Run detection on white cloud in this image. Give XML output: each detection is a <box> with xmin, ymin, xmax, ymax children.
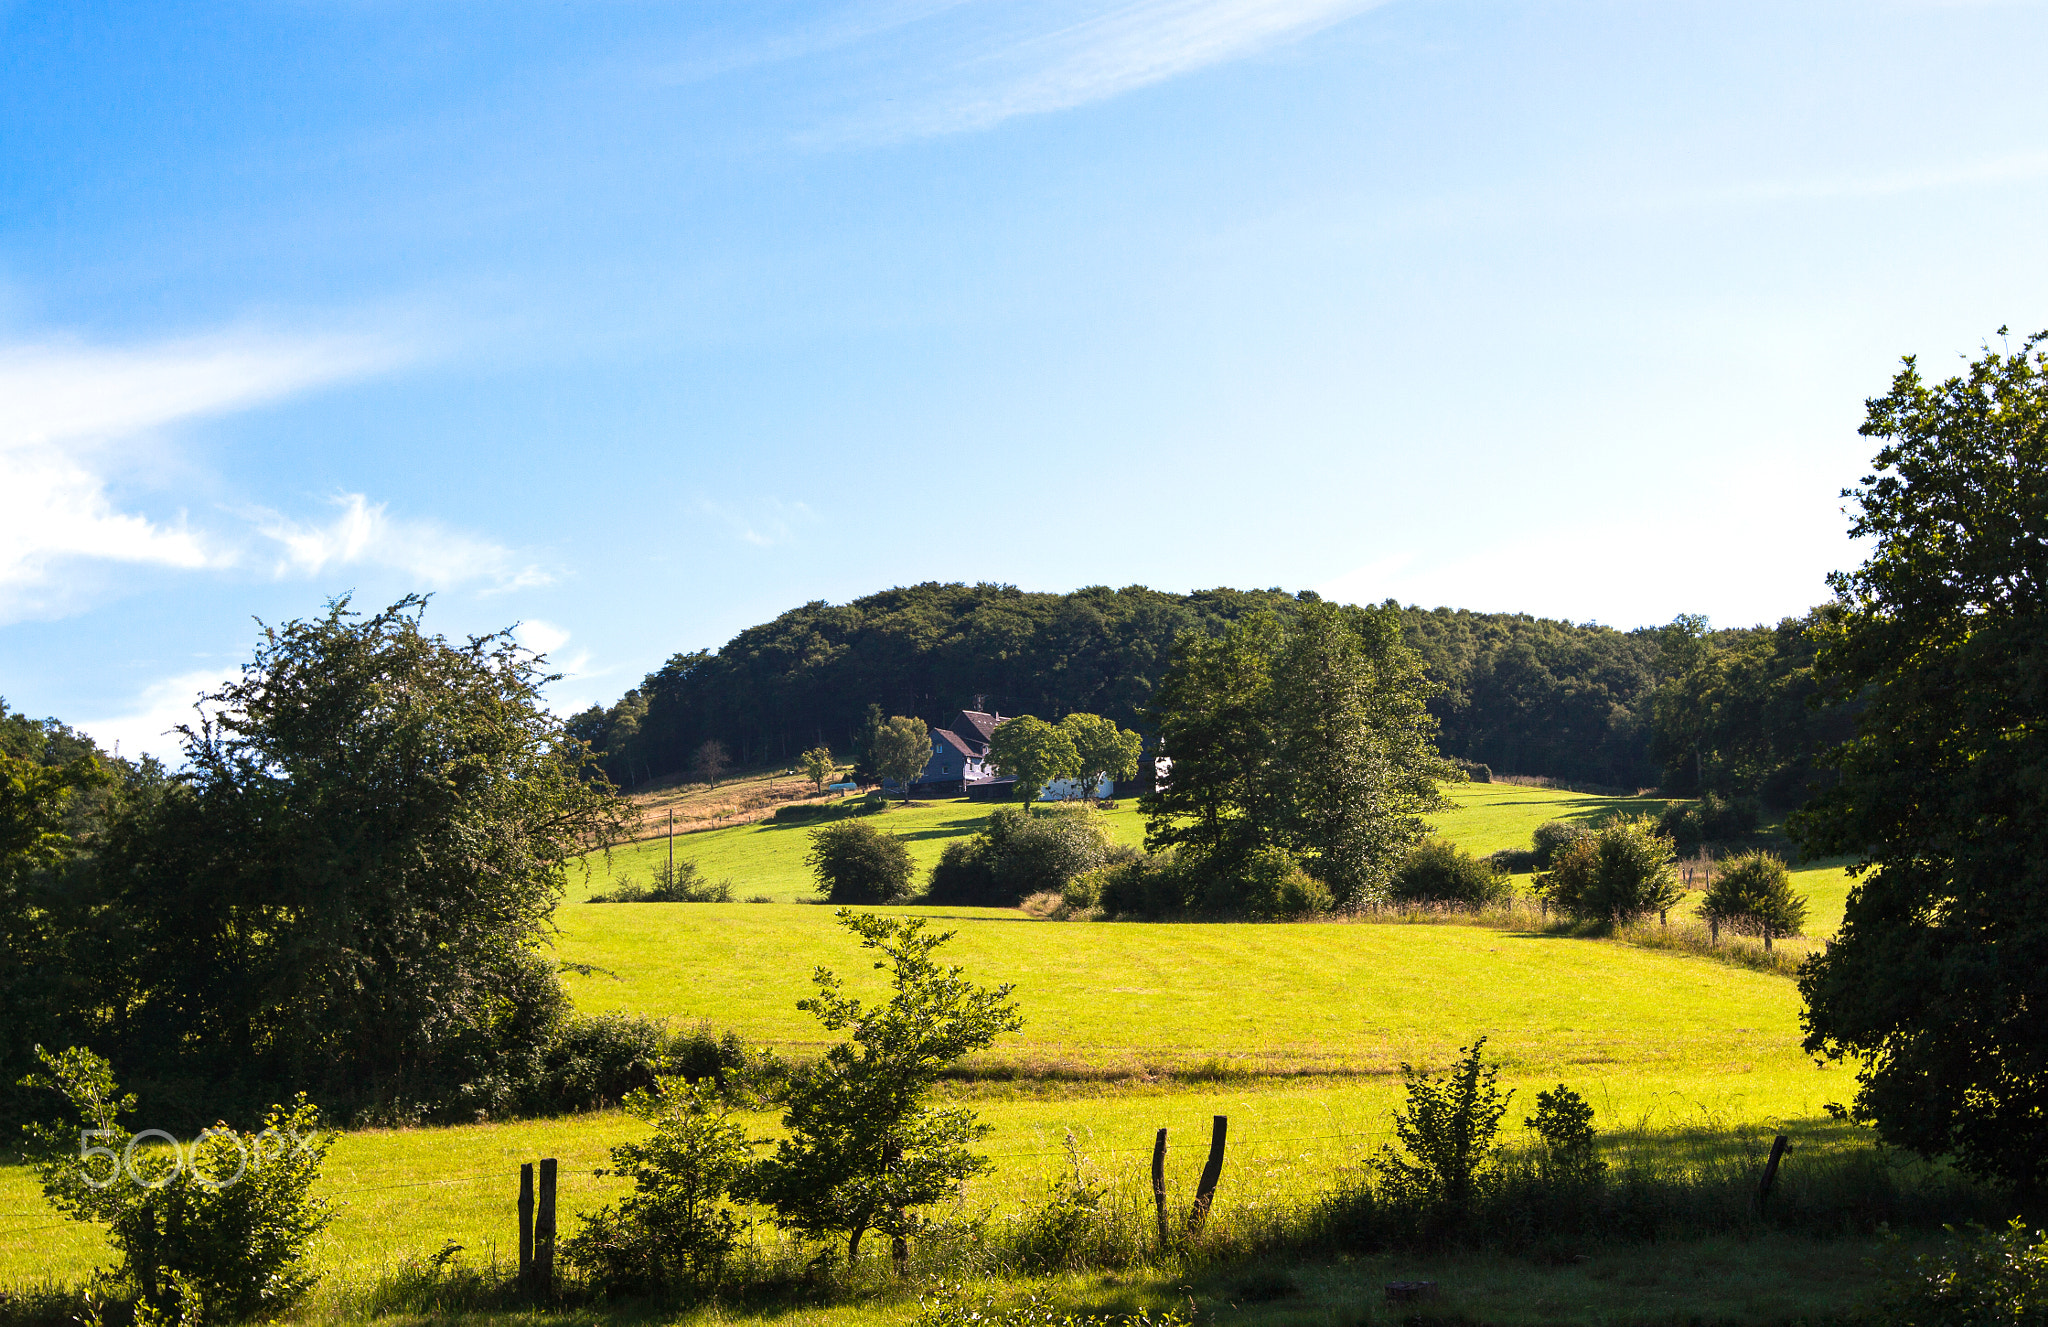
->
<box><xmin>74</xmin><ymin>668</ymin><xmax>238</xmax><ymax>766</ymax></box>
<box><xmin>0</xmin><ymin>329</ymin><xmax>402</xmax><ymax>622</ymax></box>
<box><xmin>792</xmin><ymin>0</ymin><xmax>1389</xmax><ymax>142</ymax></box>
<box><xmin>253</xmin><ymin>492</ymin><xmax>553</xmax><ymax>592</ymax></box>
<box><xmin>929</xmin><ymin>0</ymin><xmax>1386</xmax><ymax>133</ymax></box>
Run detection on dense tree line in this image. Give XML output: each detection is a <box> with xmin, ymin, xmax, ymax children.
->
<box><xmin>572</xmin><ymin>584</ymin><xmax>1847</xmax><ymax>804</ymax></box>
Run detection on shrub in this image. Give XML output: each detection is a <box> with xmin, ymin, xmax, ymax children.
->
<box><xmin>1370</xmin><ymin>1038</ymin><xmax>1511</xmax><ymax>1213</ymax></box>
<box><xmin>523</xmin><ymin>1013</ymin><xmax>665</xmax><ymax>1113</ymax></box>
<box><xmin>561</xmin><ymin>1077</ymin><xmax>752</xmax><ymax>1296</ymax></box>
<box><xmin>1451</xmin><ymin>757</ymin><xmax>1492</xmax><ymax>783</ymax></box>
<box><xmin>1238</xmin><ymin>846</ymin><xmax>1333</xmax><ymax>918</ymax></box>
<box><xmin>1700</xmin><ymin>851</ymin><xmax>1809</xmax><ymax>940</ymax></box>
<box><xmin>926</xmin><ymin>836</ymin><xmax>997</xmax><ymax>905</ymax></box>
<box><xmin>1007</xmin><ymin>1135</ymin><xmax>1113</xmax><ymax>1272</ymax></box>
<box><xmin>1530</xmin><ymin>820</ymin><xmax>1590</xmax><ymax>868</ymax></box>
<box><xmin>587</xmin><ymin>859</ymin><xmax>733</xmax><ymax>903</ymax></box>
<box><xmin>1538</xmin><ymin>816</ymin><xmax>1682</xmax><ymax>925</ymax></box>
<box><xmin>1391</xmin><ymin>838</ymin><xmax>1511</xmax><ymax>908</ymax></box>
<box><xmin>1488</xmin><ymin>847</ymin><xmax>1538</xmax><ymax>874</ymax></box>
<box><xmin>1658</xmin><ymin>793</ymin><xmax>1760</xmax><ymax>854</ymax></box>
<box><xmin>21</xmin><ymin>1047</ymin><xmax>334</xmax><ymax>1322</ymax></box>
<box><xmin>924</xmin><ymin>805</ymin><xmax>1118</xmax><ymax>906</ymax></box>
<box><xmin>807</xmin><ymin>820</ymin><xmax>915</xmax><ymax>904</ymax></box>
<box><xmin>1524</xmin><ymin>1084</ymin><xmax>1603</xmax><ymax>1183</ymax></box>
<box><xmin>1877</xmin><ymin>1218</ymin><xmax>2048</xmax><ymax>1327</ymax></box>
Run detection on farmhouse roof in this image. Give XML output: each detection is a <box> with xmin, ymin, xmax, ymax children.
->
<box><xmin>955</xmin><ymin>710</ymin><xmax>1003</xmax><ymax>744</ymax></box>
<box><xmin>932</xmin><ymin>728</ymin><xmax>979</xmax><ymax>760</ymax></box>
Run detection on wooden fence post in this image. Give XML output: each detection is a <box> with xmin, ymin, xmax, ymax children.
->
<box><xmin>1187</xmin><ymin>1116</ymin><xmax>1227</xmax><ymax>1233</ymax></box>
<box><xmin>1151</xmin><ymin>1128</ymin><xmax>1169</xmax><ymax>1247</ymax></box>
<box><xmin>518</xmin><ymin>1162</ymin><xmax>534</xmax><ymax>1291</ymax></box>
<box><xmin>536</xmin><ymin>1158</ymin><xmax>558</xmax><ymax>1296</ymax></box>
<box><xmin>1756</xmin><ymin>1134</ymin><xmax>1790</xmax><ymax>1210</ymax></box>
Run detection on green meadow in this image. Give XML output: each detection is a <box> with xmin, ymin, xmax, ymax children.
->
<box><xmin>0</xmin><ymin>780</ymin><xmax>1876</xmax><ymax>1316</ymax></box>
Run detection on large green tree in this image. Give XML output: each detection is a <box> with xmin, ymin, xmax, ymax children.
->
<box><xmin>1793</xmin><ymin>329</ymin><xmax>2048</xmax><ymax>1191</ymax></box>
<box><xmin>987</xmin><ymin>715</ymin><xmax>1080</xmax><ymax>803</ymax></box>
<box><xmin>86</xmin><ymin>596</ymin><xmax>629</xmax><ymax>1124</ymax></box>
<box><xmin>1143</xmin><ymin>599</ymin><xmax>1452</xmax><ymax>905</ymax></box>
<box><xmin>871</xmin><ymin>715</ymin><xmax>932</xmax><ymax>802</ymax></box>
<box><xmin>1057</xmin><ymin>712</ymin><xmax>1143</xmax><ymax>800</ymax></box>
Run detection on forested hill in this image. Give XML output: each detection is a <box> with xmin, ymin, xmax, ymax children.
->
<box><xmin>568</xmin><ymin>582</ymin><xmax>1838</xmax><ymax>799</ymax></box>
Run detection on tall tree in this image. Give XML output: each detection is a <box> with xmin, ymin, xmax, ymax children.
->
<box><xmin>85</xmin><ymin>596</ymin><xmax>630</xmax><ymax>1124</ymax></box>
<box><xmin>1272</xmin><ymin>601</ymin><xmax>1455</xmax><ymax>902</ymax></box>
<box><xmin>1140</xmin><ymin>611</ymin><xmax>1286</xmax><ymax>874</ymax></box>
<box><xmin>1143</xmin><ymin>601</ymin><xmax>1451</xmax><ymax>905</ymax></box>
<box><xmin>1794</xmin><ymin>329</ymin><xmax>2048</xmax><ymax>1191</ymax></box>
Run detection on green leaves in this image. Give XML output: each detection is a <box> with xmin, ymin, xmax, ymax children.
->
<box><xmin>988</xmin><ymin>716</ymin><xmax>1080</xmax><ymax>804</ymax></box>
<box><xmin>1795</xmin><ymin>329</ymin><xmax>2048</xmax><ymax>1190</ymax></box>
<box><xmin>736</xmin><ymin>911</ymin><xmax>1022</xmax><ymax>1257</ymax></box>
<box><xmin>1142</xmin><ymin>602</ymin><xmax>1452</xmax><ymax>908</ymax></box>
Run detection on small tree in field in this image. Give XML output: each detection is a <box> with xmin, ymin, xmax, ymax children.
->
<box><xmin>692</xmin><ymin>740</ymin><xmax>732</xmax><ymax>788</ymax></box>
<box><xmin>1371</xmin><ymin>1038</ymin><xmax>1511</xmax><ymax>1214</ymax></box>
<box><xmin>871</xmin><ymin>716</ymin><xmax>932</xmax><ymax>803</ymax></box>
<box><xmin>808</xmin><ymin>820</ymin><xmax>915</xmax><ymax>904</ymax></box>
<box><xmin>1701</xmin><ymin>851</ymin><xmax>1808</xmax><ymax>947</ymax></box>
<box><xmin>1538</xmin><ymin>816</ymin><xmax>1683</xmax><ymax>925</ymax></box>
<box><xmin>799</xmin><ymin>746</ymin><xmax>839</xmax><ymax>795</ymax></box>
<box><xmin>21</xmin><ymin>1046</ymin><xmax>333</xmax><ymax>1322</ymax></box>
<box><xmin>1056</xmin><ymin>713</ymin><xmax>1142</xmax><ymax>801</ymax></box>
<box><xmin>988</xmin><ymin>715</ymin><xmax>1080</xmax><ymax>803</ymax></box>
<box><xmin>562</xmin><ymin>1077</ymin><xmax>753</xmax><ymax>1295</ymax></box>
<box><xmin>736</xmin><ymin>911</ymin><xmax>1022</xmax><ymax>1263</ymax></box>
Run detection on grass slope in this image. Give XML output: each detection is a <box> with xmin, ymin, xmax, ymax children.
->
<box><xmin>557</xmin><ymin>903</ymin><xmax>1807</xmax><ymax>1080</ymax></box>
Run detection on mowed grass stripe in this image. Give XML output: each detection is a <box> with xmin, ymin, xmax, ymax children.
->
<box><xmin>557</xmin><ymin>904</ymin><xmax>1805</xmax><ymax>1077</ymax></box>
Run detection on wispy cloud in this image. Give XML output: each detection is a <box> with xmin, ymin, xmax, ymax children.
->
<box><xmin>0</xmin><ymin>328</ymin><xmax>403</xmax><ymax>622</ymax></box>
<box><xmin>688</xmin><ymin>0</ymin><xmax>1389</xmax><ymax>143</ymax></box>
<box><xmin>909</xmin><ymin>0</ymin><xmax>1388</xmax><ymax>136</ymax></box>
<box><xmin>700</xmin><ymin>497</ymin><xmax>814</xmax><ymax>548</ymax></box>
<box><xmin>0</xmin><ymin>324</ymin><xmax>557</xmax><ymax>619</ymax></box>
<box><xmin>253</xmin><ymin>492</ymin><xmax>553</xmax><ymax>593</ymax></box>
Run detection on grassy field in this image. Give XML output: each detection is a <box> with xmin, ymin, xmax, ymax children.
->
<box><xmin>0</xmin><ymin>781</ymin><xmax>1883</xmax><ymax>1321</ymax></box>
<box><xmin>0</xmin><ymin>1068</ymin><xmax>1868</xmax><ymax>1291</ymax></box>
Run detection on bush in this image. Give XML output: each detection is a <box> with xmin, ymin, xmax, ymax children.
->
<box><xmin>1530</xmin><ymin>820</ymin><xmax>1590</xmax><ymax>868</ymax></box>
<box><xmin>1370</xmin><ymin>1038</ymin><xmax>1510</xmax><ymax>1214</ymax></box>
<box><xmin>1658</xmin><ymin>793</ymin><xmax>1760</xmax><ymax>854</ymax></box>
<box><xmin>1451</xmin><ymin>757</ymin><xmax>1492</xmax><ymax>783</ymax></box>
<box><xmin>1391</xmin><ymin>838</ymin><xmax>1512</xmax><ymax>908</ymax></box>
<box><xmin>1525</xmin><ymin>1084</ymin><xmax>1603</xmax><ymax>1184</ymax></box>
<box><xmin>1538</xmin><ymin>816</ymin><xmax>1682</xmax><ymax>924</ymax></box>
<box><xmin>523</xmin><ymin>1012</ymin><xmax>665</xmax><ymax>1113</ymax></box>
<box><xmin>807</xmin><ymin>820</ymin><xmax>915</xmax><ymax>904</ymax></box>
<box><xmin>1238</xmin><ymin>846</ymin><xmax>1334</xmax><ymax>918</ymax></box>
<box><xmin>560</xmin><ymin>1077</ymin><xmax>752</xmax><ymax>1296</ymax></box>
<box><xmin>1877</xmin><ymin>1218</ymin><xmax>2048</xmax><ymax>1327</ymax></box>
<box><xmin>924</xmin><ymin>804</ymin><xmax>1119</xmax><ymax>906</ymax></box>
<box><xmin>587</xmin><ymin>859</ymin><xmax>733</xmax><ymax>903</ymax></box>
<box><xmin>1700</xmin><ymin>851</ymin><xmax>1809</xmax><ymax>940</ymax></box>
<box><xmin>21</xmin><ymin>1047</ymin><xmax>334</xmax><ymax>1322</ymax></box>
<box><xmin>1488</xmin><ymin>847</ymin><xmax>1538</xmax><ymax>874</ymax></box>
<box><xmin>925</xmin><ymin>836</ymin><xmax>1000</xmax><ymax>905</ymax></box>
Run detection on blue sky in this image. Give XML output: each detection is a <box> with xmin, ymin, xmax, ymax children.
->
<box><xmin>4</xmin><ymin>0</ymin><xmax>2046</xmax><ymax>759</ymax></box>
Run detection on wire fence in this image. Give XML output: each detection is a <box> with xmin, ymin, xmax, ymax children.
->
<box><xmin>0</xmin><ymin>1128</ymin><xmax>1384</xmax><ymax>1246</ymax></box>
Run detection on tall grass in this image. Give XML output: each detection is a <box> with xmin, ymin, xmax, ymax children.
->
<box><xmin>1337</xmin><ymin>895</ymin><xmax>1814</xmax><ymax>977</ymax></box>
